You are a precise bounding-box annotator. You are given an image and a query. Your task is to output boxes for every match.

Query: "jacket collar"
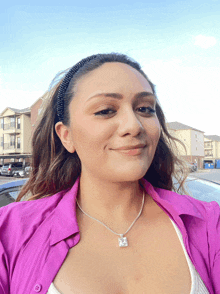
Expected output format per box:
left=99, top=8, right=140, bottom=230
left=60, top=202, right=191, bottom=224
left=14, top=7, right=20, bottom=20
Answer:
left=140, top=178, right=204, bottom=220
left=50, top=177, right=80, bottom=246
left=50, top=177, right=204, bottom=246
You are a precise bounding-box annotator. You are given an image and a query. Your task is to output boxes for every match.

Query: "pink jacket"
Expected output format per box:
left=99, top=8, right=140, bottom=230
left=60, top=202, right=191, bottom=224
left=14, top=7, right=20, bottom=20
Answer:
left=0, top=177, right=220, bottom=294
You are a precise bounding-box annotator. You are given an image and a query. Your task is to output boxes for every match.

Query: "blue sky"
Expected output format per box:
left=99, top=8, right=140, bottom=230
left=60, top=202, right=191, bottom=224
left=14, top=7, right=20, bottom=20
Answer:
left=1, top=0, right=220, bottom=135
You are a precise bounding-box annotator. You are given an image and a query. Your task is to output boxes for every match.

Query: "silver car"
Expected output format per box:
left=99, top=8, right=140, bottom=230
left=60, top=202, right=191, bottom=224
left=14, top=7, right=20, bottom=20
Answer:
left=1, top=162, right=24, bottom=176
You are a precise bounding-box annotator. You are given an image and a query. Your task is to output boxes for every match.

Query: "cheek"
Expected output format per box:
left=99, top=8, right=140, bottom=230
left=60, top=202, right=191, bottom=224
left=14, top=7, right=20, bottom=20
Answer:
left=144, top=118, right=161, bottom=144
left=71, top=118, right=114, bottom=154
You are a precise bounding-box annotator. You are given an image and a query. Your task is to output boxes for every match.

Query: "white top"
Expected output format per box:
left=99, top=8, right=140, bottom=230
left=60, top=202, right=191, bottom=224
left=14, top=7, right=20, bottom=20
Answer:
left=47, top=219, right=209, bottom=294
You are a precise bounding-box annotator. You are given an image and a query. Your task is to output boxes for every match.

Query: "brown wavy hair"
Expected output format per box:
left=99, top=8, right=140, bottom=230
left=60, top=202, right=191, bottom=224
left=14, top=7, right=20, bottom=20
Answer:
left=16, top=53, right=189, bottom=202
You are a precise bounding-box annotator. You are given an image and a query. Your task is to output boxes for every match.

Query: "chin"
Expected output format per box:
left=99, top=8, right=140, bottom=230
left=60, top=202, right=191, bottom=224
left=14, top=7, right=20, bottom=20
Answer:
left=107, top=167, right=149, bottom=183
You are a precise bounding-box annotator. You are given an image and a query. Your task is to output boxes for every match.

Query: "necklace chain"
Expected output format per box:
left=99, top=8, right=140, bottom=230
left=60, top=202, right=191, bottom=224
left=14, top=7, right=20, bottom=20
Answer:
left=76, top=190, right=145, bottom=237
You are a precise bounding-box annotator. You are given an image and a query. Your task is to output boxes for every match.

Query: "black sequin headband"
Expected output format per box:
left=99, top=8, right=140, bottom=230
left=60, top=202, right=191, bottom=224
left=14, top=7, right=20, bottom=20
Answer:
left=56, top=55, right=98, bottom=122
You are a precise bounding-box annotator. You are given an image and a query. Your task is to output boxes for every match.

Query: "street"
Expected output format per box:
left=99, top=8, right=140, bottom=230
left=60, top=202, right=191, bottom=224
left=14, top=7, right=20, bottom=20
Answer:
left=0, top=176, right=23, bottom=185
left=191, top=168, right=220, bottom=184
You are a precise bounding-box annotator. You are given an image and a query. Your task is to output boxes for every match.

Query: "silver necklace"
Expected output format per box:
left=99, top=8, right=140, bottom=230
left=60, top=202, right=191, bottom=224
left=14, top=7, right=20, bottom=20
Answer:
left=76, top=190, right=145, bottom=247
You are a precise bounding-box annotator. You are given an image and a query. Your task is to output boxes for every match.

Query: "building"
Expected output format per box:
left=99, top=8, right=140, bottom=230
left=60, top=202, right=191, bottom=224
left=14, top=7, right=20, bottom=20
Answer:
left=0, top=107, right=32, bottom=164
left=31, top=91, right=48, bottom=135
left=167, top=122, right=205, bottom=169
left=204, top=135, right=220, bottom=161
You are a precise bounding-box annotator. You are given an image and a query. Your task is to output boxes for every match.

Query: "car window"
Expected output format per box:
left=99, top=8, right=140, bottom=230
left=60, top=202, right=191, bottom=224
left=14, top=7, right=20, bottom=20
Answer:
left=0, top=186, right=24, bottom=207
left=12, top=163, right=23, bottom=167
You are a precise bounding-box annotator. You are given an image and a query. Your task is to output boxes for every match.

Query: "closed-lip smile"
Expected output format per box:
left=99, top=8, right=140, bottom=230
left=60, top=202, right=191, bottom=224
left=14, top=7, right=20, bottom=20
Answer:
left=112, top=144, right=146, bottom=156
left=113, top=144, right=146, bottom=150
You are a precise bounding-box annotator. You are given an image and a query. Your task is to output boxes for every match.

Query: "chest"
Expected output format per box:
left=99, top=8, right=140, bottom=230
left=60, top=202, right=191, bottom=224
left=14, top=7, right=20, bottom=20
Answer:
left=53, top=214, right=192, bottom=294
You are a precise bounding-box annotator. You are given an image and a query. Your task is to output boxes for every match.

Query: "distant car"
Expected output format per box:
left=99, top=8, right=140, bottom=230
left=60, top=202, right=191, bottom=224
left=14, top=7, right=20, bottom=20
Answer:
left=1, top=177, right=220, bottom=208
left=186, top=162, right=195, bottom=172
left=13, top=164, right=32, bottom=178
left=1, top=162, right=24, bottom=177
left=13, top=169, right=25, bottom=178
left=191, top=163, right=198, bottom=172
left=0, top=179, right=27, bottom=207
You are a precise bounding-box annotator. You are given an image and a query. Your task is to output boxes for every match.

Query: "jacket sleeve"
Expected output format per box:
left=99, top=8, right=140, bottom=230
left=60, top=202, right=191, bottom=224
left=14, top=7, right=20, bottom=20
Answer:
left=0, top=206, right=10, bottom=294
left=207, top=201, right=220, bottom=293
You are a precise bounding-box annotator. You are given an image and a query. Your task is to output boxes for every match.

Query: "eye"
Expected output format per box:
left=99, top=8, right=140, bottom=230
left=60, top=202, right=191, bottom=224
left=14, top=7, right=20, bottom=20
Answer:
left=94, top=108, right=116, bottom=116
left=137, top=107, right=156, bottom=115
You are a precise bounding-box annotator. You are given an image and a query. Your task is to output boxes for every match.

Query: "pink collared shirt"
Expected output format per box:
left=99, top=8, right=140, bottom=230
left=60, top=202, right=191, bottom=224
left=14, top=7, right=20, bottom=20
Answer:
left=0, top=177, right=220, bottom=294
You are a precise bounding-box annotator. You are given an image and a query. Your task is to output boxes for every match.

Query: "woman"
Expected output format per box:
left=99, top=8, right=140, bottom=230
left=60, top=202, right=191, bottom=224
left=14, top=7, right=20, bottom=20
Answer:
left=0, top=53, right=219, bottom=294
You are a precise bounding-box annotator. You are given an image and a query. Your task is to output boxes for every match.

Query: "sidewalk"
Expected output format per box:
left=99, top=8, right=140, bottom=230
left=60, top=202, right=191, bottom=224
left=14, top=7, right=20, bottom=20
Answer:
left=196, top=169, right=211, bottom=173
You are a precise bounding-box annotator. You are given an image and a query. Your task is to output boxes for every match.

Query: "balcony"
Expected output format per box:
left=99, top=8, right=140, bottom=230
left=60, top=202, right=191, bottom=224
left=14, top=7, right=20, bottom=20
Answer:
left=2, top=142, right=21, bottom=152
left=2, top=122, right=21, bottom=133
left=4, top=122, right=15, bottom=129
left=4, top=143, right=15, bottom=150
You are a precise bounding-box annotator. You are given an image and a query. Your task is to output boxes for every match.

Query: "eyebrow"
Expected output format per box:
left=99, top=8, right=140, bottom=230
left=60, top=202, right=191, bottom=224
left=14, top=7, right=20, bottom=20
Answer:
left=87, top=91, right=156, bottom=102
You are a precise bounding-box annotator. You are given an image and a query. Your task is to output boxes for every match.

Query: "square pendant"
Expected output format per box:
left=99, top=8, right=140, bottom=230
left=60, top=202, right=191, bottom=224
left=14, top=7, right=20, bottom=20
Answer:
left=118, top=236, right=128, bottom=247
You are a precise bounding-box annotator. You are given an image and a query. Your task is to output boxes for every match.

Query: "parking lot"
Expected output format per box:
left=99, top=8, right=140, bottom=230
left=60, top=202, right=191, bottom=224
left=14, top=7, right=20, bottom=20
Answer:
left=0, top=176, right=25, bottom=186
left=192, top=168, right=220, bottom=184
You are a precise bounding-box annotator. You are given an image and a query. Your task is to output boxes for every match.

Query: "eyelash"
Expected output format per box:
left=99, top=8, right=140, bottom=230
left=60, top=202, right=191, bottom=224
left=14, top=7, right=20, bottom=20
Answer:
left=94, top=107, right=156, bottom=116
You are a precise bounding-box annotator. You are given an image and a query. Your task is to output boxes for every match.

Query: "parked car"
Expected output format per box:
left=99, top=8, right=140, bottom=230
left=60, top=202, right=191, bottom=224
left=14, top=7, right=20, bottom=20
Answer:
left=0, top=165, right=3, bottom=175
left=186, top=162, right=196, bottom=172
left=174, top=176, right=220, bottom=205
left=0, top=179, right=27, bottom=207
left=1, top=162, right=24, bottom=177
left=24, top=165, right=32, bottom=176
left=13, top=164, right=32, bottom=178
left=1, top=177, right=220, bottom=208
left=13, top=169, right=26, bottom=178
left=191, top=163, right=197, bottom=172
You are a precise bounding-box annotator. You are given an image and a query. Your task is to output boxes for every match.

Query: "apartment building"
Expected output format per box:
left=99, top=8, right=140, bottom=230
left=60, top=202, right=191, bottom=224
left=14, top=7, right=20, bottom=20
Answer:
left=0, top=107, right=31, bottom=164
left=204, top=135, right=220, bottom=161
left=167, top=122, right=205, bottom=169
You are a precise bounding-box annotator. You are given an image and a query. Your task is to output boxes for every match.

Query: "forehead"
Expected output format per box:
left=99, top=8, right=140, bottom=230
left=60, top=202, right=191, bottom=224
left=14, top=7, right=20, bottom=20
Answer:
left=74, top=62, right=153, bottom=97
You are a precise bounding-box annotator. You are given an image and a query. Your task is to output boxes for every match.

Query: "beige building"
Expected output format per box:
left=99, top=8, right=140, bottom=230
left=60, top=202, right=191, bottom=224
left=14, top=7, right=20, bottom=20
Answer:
left=204, top=135, right=220, bottom=161
left=0, top=107, right=31, bottom=164
left=167, top=122, right=205, bottom=169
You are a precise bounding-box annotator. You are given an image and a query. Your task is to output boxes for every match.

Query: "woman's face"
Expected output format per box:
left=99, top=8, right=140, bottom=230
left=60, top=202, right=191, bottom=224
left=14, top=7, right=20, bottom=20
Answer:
left=58, top=62, right=161, bottom=183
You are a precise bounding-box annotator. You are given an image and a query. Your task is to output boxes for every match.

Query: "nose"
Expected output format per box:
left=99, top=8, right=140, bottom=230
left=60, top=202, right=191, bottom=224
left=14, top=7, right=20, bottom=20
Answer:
left=117, top=107, right=144, bottom=137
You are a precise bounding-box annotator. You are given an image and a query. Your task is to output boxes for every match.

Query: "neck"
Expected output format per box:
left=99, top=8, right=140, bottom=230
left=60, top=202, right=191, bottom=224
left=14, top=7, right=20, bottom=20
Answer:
left=77, top=174, right=145, bottom=227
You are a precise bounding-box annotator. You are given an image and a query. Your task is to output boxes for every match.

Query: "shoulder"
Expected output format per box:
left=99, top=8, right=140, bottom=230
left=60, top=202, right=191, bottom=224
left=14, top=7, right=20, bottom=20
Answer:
left=0, top=191, right=64, bottom=255
left=0, top=192, right=61, bottom=227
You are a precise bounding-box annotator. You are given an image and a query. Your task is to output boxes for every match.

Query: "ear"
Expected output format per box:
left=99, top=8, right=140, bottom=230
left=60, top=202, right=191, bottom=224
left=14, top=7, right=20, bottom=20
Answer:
left=55, top=122, right=76, bottom=153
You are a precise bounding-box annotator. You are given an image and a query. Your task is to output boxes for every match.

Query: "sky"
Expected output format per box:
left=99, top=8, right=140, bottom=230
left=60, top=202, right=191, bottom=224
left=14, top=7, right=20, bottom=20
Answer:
left=1, top=0, right=220, bottom=136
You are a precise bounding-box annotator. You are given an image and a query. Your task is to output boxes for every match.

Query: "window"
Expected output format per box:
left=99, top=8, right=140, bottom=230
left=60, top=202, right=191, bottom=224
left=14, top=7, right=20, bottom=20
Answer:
left=10, top=135, right=15, bottom=147
left=17, top=137, right=21, bottom=149
left=17, top=117, right=21, bottom=129
left=0, top=118, right=3, bottom=129
left=0, top=137, right=3, bottom=147
left=195, top=134, right=197, bottom=138
left=10, top=117, right=15, bottom=128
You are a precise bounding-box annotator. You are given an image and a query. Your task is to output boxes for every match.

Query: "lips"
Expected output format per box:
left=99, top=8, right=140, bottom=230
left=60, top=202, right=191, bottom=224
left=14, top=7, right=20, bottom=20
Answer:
left=112, top=144, right=146, bottom=156
left=113, top=144, right=146, bottom=151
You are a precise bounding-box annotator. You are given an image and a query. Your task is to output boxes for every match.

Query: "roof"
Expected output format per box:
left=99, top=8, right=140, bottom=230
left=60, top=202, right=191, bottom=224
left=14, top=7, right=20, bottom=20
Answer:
left=0, top=107, right=31, bottom=116
left=204, top=135, right=220, bottom=142
left=8, top=107, right=31, bottom=114
left=167, top=121, right=204, bottom=133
